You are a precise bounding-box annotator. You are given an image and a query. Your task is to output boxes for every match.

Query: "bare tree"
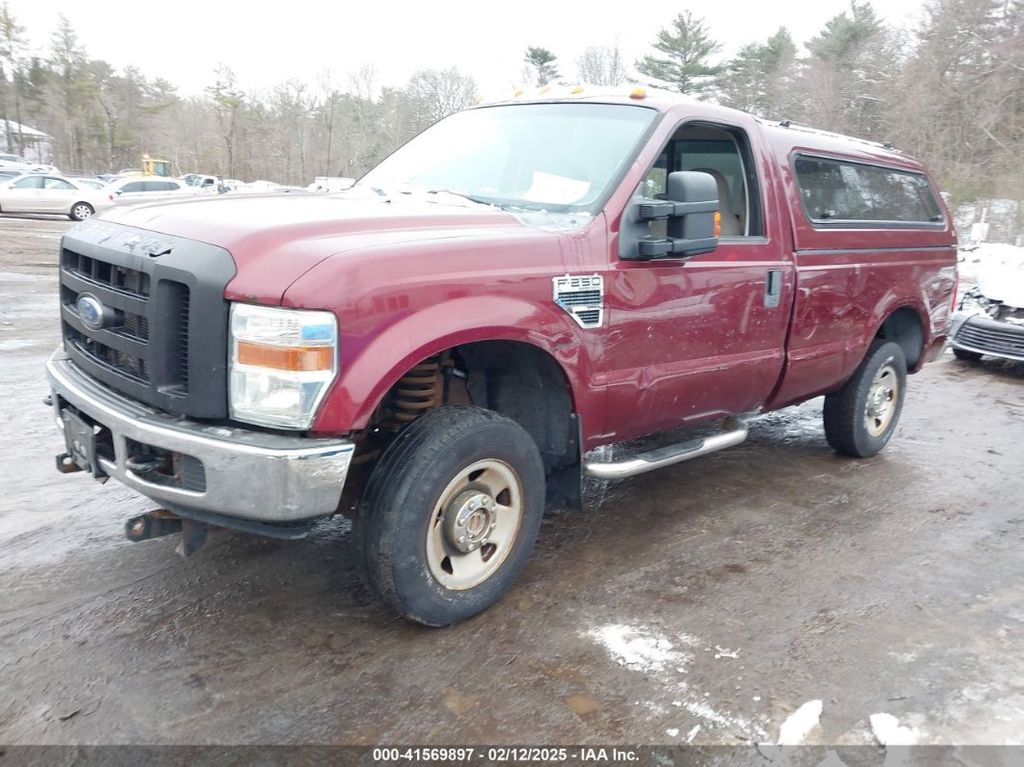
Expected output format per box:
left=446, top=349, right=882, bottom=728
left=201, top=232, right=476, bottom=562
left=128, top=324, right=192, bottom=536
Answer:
left=405, top=67, right=478, bottom=132
left=576, top=46, right=628, bottom=86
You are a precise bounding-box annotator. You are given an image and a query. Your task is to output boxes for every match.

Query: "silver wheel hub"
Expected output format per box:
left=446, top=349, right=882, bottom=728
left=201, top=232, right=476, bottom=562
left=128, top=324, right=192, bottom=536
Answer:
left=444, top=490, right=496, bottom=553
left=426, top=458, right=524, bottom=591
left=864, top=364, right=898, bottom=436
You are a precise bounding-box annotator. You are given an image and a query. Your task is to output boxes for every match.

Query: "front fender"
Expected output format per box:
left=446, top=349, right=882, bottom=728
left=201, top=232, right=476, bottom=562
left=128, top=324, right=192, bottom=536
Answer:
left=311, top=295, right=597, bottom=433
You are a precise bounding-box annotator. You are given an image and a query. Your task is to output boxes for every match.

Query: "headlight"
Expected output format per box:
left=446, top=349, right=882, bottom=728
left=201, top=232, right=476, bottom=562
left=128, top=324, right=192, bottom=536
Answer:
left=229, top=303, right=338, bottom=429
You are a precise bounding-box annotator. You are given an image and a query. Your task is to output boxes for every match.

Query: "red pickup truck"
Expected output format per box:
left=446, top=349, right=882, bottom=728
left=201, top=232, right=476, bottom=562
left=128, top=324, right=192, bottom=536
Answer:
left=47, top=88, right=957, bottom=625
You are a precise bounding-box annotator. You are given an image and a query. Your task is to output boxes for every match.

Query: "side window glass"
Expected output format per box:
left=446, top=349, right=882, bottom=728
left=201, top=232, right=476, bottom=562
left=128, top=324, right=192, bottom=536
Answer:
left=676, top=139, right=751, bottom=237
left=12, top=176, right=42, bottom=189
left=636, top=124, right=763, bottom=239
left=44, top=178, right=74, bottom=190
left=794, top=156, right=943, bottom=225
left=122, top=182, right=145, bottom=193
left=641, top=151, right=668, bottom=199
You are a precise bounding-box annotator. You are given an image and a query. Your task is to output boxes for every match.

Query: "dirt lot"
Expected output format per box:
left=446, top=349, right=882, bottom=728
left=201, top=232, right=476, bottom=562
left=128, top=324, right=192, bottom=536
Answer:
left=1, top=214, right=1023, bottom=747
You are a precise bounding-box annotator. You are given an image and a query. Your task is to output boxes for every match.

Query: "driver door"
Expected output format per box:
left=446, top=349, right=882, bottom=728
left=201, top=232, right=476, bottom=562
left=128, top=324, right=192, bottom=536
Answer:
left=600, top=117, right=792, bottom=442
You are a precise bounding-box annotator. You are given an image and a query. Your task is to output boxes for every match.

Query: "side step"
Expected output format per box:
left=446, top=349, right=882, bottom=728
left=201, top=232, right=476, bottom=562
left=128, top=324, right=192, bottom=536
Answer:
left=583, top=418, right=748, bottom=480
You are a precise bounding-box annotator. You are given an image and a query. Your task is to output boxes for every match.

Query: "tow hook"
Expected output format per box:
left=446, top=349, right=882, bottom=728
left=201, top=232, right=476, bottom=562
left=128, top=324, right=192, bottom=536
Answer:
left=125, top=509, right=183, bottom=542
left=124, top=510, right=212, bottom=558
left=55, top=452, right=82, bottom=474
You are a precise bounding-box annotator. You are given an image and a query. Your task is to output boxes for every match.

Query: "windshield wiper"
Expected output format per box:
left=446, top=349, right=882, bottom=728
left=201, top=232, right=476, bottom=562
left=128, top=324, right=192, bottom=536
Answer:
left=426, top=188, right=498, bottom=207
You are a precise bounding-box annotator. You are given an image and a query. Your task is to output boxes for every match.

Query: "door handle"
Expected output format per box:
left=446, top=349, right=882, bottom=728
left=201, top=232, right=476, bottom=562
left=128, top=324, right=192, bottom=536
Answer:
left=764, top=269, right=782, bottom=308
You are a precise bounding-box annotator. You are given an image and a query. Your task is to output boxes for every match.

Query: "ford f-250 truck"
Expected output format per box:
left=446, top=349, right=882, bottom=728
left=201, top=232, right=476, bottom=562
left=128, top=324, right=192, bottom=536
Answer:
left=47, top=87, right=957, bottom=625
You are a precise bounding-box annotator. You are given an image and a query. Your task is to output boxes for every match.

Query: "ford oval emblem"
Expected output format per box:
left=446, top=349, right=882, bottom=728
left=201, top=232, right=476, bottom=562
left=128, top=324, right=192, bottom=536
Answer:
left=76, top=294, right=106, bottom=331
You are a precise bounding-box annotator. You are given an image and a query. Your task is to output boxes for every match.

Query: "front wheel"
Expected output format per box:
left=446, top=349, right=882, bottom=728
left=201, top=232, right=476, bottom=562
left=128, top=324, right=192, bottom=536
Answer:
left=823, top=340, right=907, bottom=458
left=353, top=406, right=545, bottom=626
left=69, top=202, right=94, bottom=221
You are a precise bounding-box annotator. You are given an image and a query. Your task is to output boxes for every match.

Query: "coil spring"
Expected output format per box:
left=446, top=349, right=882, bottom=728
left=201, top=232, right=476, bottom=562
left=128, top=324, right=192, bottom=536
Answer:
left=389, top=356, right=442, bottom=427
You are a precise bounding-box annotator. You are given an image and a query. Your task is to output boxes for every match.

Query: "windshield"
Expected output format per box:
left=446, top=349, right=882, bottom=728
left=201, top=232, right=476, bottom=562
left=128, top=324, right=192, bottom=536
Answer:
left=358, top=103, right=657, bottom=213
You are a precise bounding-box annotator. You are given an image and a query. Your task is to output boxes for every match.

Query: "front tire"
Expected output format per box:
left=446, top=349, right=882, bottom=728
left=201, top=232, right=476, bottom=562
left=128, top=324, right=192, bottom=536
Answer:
left=69, top=202, right=94, bottom=221
left=823, top=340, right=907, bottom=458
left=354, top=406, right=545, bottom=626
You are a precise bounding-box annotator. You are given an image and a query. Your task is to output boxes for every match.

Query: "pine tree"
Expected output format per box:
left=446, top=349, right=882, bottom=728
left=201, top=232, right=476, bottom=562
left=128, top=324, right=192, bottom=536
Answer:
left=636, top=12, right=722, bottom=97
left=524, top=47, right=559, bottom=86
left=720, top=27, right=798, bottom=117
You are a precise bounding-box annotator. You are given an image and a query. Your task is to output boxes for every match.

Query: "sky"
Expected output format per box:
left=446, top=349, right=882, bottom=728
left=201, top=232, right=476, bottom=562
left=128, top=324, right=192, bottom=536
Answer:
left=7, top=0, right=929, bottom=98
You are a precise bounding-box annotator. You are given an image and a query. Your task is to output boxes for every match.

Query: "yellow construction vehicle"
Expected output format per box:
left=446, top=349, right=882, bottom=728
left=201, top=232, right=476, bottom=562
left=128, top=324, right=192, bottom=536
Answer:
left=141, top=154, right=172, bottom=177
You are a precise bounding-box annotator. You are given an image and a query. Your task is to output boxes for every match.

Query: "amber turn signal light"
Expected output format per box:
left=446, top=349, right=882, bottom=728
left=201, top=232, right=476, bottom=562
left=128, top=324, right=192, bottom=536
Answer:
left=714, top=211, right=722, bottom=237
left=236, top=341, right=333, bottom=371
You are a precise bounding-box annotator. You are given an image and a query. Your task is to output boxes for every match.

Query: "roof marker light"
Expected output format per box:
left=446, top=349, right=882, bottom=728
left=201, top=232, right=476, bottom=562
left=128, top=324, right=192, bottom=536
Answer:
left=629, top=87, right=647, bottom=100
left=570, top=85, right=585, bottom=94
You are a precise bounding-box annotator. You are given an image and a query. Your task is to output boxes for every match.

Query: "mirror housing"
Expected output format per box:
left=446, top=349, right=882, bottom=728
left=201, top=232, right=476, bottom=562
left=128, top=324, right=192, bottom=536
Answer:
left=620, top=170, right=720, bottom=260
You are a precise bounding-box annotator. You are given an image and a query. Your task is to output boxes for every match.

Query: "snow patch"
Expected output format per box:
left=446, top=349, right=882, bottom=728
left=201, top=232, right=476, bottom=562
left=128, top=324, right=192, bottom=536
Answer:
left=870, top=713, right=919, bottom=746
left=681, top=700, right=767, bottom=739
left=776, top=699, right=823, bottom=745
left=585, top=624, right=694, bottom=673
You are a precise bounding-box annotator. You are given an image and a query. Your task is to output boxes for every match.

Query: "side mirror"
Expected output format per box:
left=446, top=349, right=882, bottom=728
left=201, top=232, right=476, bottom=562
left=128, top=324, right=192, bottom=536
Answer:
left=638, top=171, right=719, bottom=258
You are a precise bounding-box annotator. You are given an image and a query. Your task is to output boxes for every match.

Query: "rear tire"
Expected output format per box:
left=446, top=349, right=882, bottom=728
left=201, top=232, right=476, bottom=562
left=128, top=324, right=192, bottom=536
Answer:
left=952, top=347, right=983, bottom=362
left=823, top=340, right=907, bottom=458
left=69, top=202, right=94, bottom=221
left=353, top=405, right=545, bottom=626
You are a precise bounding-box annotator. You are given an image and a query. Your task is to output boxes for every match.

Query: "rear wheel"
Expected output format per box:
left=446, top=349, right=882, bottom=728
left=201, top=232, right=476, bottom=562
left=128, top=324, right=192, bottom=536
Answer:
left=69, top=202, right=94, bottom=222
left=823, top=340, right=907, bottom=458
left=952, top=347, right=983, bottom=362
left=353, top=406, right=545, bottom=626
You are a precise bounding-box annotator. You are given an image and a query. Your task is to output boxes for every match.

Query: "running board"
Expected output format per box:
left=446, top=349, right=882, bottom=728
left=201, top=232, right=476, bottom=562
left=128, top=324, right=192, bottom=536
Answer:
left=583, top=418, right=748, bottom=480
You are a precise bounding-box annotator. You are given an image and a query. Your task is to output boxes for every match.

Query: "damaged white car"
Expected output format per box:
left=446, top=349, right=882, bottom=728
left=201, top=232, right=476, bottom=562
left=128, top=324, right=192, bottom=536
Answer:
left=951, top=246, right=1024, bottom=362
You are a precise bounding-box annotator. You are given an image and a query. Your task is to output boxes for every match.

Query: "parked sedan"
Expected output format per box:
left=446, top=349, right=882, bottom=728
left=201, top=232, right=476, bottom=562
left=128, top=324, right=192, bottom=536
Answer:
left=950, top=245, right=1024, bottom=363
left=0, top=174, right=105, bottom=221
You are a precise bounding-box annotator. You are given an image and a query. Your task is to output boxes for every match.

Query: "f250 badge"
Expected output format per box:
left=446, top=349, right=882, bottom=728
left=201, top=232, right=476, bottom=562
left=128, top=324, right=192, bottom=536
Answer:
left=552, top=274, right=604, bottom=329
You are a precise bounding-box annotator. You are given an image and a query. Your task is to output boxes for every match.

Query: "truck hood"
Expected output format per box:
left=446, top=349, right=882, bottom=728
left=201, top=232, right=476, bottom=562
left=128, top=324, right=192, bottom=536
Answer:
left=974, top=245, right=1024, bottom=308
left=98, top=192, right=530, bottom=304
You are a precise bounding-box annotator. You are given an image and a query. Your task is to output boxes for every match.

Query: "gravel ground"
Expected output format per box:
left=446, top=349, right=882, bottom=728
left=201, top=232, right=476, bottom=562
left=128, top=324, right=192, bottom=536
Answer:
left=1, top=214, right=1022, bottom=746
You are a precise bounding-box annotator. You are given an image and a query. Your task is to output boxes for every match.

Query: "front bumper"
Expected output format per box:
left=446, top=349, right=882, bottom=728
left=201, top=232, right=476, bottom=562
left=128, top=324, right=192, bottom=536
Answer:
left=950, top=310, right=1024, bottom=362
left=47, top=349, right=354, bottom=523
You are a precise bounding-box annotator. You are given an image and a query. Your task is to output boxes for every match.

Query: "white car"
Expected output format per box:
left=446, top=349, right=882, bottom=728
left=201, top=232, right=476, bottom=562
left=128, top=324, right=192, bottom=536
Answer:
left=0, top=174, right=106, bottom=221
left=0, top=153, right=58, bottom=174
left=70, top=177, right=107, bottom=191
left=950, top=244, right=1024, bottom=363
left=106, top=176, right=193, bottom=205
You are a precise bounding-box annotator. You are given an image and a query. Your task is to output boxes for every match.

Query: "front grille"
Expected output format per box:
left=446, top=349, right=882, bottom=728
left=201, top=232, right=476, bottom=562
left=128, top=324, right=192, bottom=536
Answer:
left=62, top=250, right=151, bottom=297
left=57, top=219, right=235, bottom=419
left=61, top=250, right=190, bottom=391
left=955, top=317, right=1024, bottom=358
left=64, top=324, right=149, bottom=382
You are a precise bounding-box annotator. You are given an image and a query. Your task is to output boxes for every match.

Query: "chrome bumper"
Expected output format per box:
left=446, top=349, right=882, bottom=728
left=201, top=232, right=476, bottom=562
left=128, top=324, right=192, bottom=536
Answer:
left=46, top=349, right=353, bottom=523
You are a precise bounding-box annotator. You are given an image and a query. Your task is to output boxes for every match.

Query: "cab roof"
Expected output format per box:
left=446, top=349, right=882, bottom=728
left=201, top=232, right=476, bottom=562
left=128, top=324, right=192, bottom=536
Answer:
left=478, top=84, right=920, bottom=171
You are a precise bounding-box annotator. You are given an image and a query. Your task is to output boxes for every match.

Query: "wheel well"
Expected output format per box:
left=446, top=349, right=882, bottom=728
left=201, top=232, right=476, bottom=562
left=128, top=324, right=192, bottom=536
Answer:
left=455, top=341, right=578, bottom=473
left=365, top=341, right=578, bottom=474
left=875, top=307, right=924, bottom=369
